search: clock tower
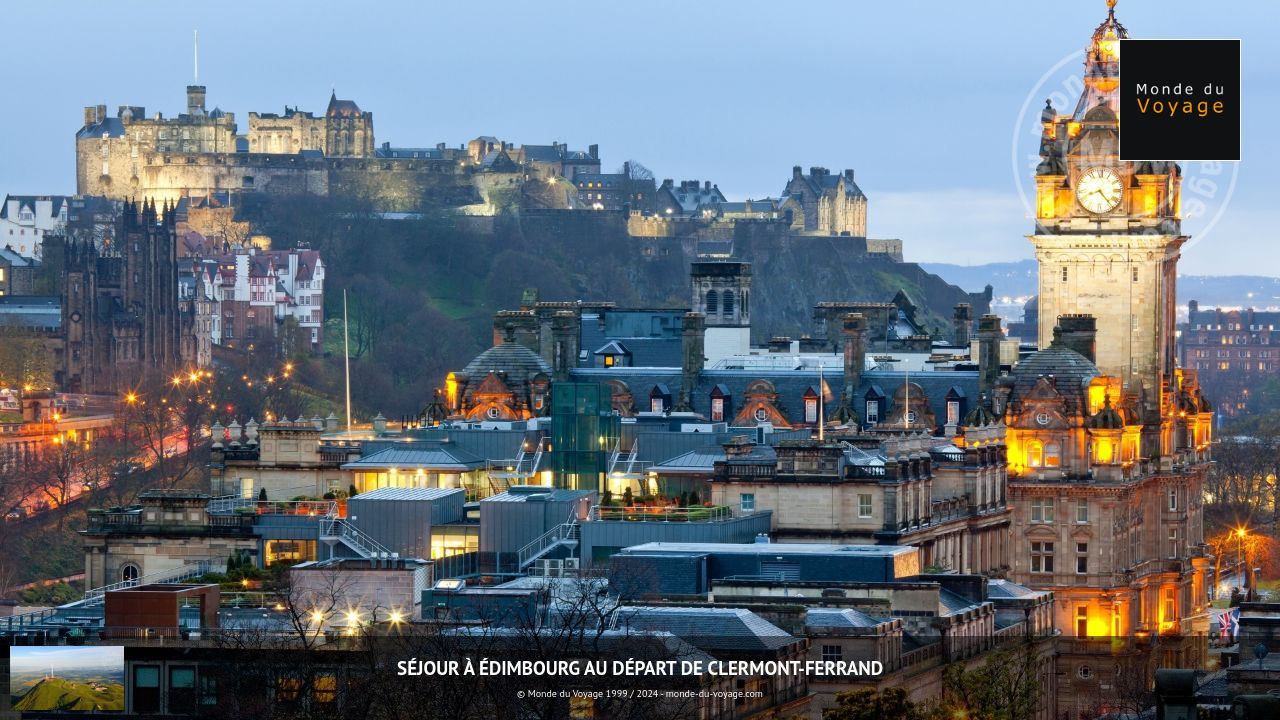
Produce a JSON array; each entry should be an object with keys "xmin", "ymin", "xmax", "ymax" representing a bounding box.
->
[{"xmin": 1029, "ymin": 0, "xmax": 1184, "ymax": 435}]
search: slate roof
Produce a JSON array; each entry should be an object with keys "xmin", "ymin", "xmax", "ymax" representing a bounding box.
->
[
  {"xmin": 76, "ymin": 117, "xmax": 126, "ymax": 139},
  {"xmin": 1, "ymin": 195, "xmax": 69, "ymax": 219},
  {"xmin": 574, "ymin": 173, "xmax": 627, "ymax": 187},
  {"xmin": 569, "ymin": 366, "xmax": 978, "ymax": 433},
  {"xmin": 326, "ymin": 92, "xmax": 363, "ymax": 117},
  {"xmin": 1187, "ymin": 306, "xmax": 1280, "ymax": 327},
  {"xmin": 342, "ymin": 444, "xmax": 485, "ymax": 471},
  {"xmin": 804, "ymin": 607, "xmax": 885, "ymax": 629},
  {"xmin": 520, "ymin": 145, "xmax": 564, "ymax": 163},
  {"xmin": 483, "ymin": 487, "xmax": 593, "ymax": 503},
  {"xmin": 649, "ymin": 447, "xmax": 726, "ymax": 473},
  {"xmin": 0, "ymin": 248, "xmax": 35, "ymax": 267},
  {"xmin": 622, "ymin": 542, "xmax": 915, "ymax": 558},
  {"xmin": 985, "ymin": 579, "xmax": 1046, "ymax": 600},
  {"xmin": 375, "ymin": 147, "xmax": 444, "ymax": 159},
  {"xmin": 594, "ymin": 340, "xmax": 630, "ymax": 356},
  {"xmin": 939, "ymin": 588, "xmax": 984, "ymax": 615},
  {"xmin": 0, "ymin": 295, "xmax": 60, "ymax": 330},
  {"xmin": 615, "ymin": 606, "xmax": 798, "ymax": 652},
  {"xmin": 461, "ymin": 342, "xmax": 554, "ymax": 402},
  {"xmin": 1006, "ymin": 342, "xmax": 1099, "ymax": 417},
  {"xmin": 660, "ymin": 182, "xmax": 727, "ymax": 213},
  {"xmin": 344, "ymin": 487, "xmax": 464, "ymax": 501}
]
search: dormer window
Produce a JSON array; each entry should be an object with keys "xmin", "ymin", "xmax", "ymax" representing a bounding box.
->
[
  {"xmin": 649, "ymin": 384, "xmax": 671, "ymax": 414},
  {"xmin": 803, "ymin": 388, "xmax": 819, "ymax": 424},
  {"xmin": 865, "ymin": 399, "xmax": 880, "ymax": 425},
  {"xmin": 709, "ymin": 385, "xmax": 731, "ymax": 423}
]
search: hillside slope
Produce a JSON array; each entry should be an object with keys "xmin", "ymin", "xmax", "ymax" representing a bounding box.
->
[
  {"xmin": 242, "ymin": 197, "xmax": 987, "ymax": 416},
  {"xmin": 12, "ymin": 677, "xmax": 124, "ymax": 712}
]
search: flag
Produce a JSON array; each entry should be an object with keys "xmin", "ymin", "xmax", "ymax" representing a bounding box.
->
[{"xmin": 1218, "ymin": 608, "xmax": 1239, "ymax": 640}]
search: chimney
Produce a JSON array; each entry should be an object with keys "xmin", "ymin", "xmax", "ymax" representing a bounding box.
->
[
  {"xmin": 551, "ymin": 310, "xmax": 579, "ymax": 382},
  {"xmin": 704, "ymin": 180, "xmax": 711, "ymax": 191},
  {"xmin": 792, "ymin": 165, "xmax": 803, "ymax": 179},
  {"xmin": 810, "ymin": 166, "xmax": 824, "ymax": 180},
  {"xmin": 952, "ymin": 303, "xmax": 973, "ymax": 346},
  {"xmin": 588, "ymin": 143, "xmax": 598, "ymax": 160},
  {"xmin": 976, "ymin": 314, "xmax": 1003, "ymax": 406},
  {"xmin": 841, "ymin": 313, "xmax": 867, "ymax": 402},
  {"xmin": 96, "ymin": 105, "xmax": 107, "ymax": 124},
  {"xmin": 844, "ymin": 169, "xmax": 854, "ymax": 182},
  {"xmin": 1055, "ymin": 314, "xmax": 1097, "ymax": 363},
  {"xmin": 676, "ymin": 312, "xmax": 705, "ymax": 411},
  {"xmin": 1188, "ymin": 299, "xmax": 1198, "ymax": 315},
  {"xmin": 767, "ymin": 337, "xmax": 792, "ymax": 353},
  {"xmin": 83, "ymin": 106, "xmax": 98, "ymax": 127}
]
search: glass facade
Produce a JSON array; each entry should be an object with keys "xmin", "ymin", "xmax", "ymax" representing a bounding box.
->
[{"xmin": 550, "ymin": 382, "xmax": 620, "ymax": 492}]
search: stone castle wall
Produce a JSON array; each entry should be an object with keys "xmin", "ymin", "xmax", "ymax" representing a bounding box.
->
[{"xmin": 77, "ymin": 139, "xmax": 477, "ymax": 212}]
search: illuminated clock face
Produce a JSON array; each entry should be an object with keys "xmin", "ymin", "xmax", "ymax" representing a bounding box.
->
[{"xmin": 1076, "ymin": 167, "xmax": 1124, "ymax": 214}]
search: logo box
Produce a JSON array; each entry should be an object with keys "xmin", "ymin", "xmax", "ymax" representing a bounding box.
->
[{"xmin": 1119, "ymin": 39, "xmax": 1240, "ymax": 161}]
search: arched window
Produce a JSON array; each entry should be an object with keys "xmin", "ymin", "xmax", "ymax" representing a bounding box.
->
[
  {"xmin": 121, "ymin": 563, "xmax": 140, "ymax": 583},
  {"xmin": 1045, "ymin": 443, "xmax": 1062, "ymax": 467},
  {"xmin": 705, "ymin": 290, "xmax": 718, "ymax": 314},
  {"xmin": 1027, "ymin": 441, "xmax": 1044, "ymax": 468},
  {"xmin": 722, "ymin": 290, "xmax": 735, "ymax": 314}
]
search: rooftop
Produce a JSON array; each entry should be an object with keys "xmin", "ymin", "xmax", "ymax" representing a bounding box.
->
[{"xmin": 620, "ymin": 542, "xmax": 916, "ymax": 557}]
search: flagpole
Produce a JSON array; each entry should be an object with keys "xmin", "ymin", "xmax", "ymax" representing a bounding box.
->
[
  {"xmin": 343, "ymin": 290, "xmax": 352, "ymax": 434},
  {"xmin": 904, "ymin": 366, "xmax": 910, "ymax": 429},
  {"xmin": 818, "ymin": 363, "xmax": 825, "ymax": 441}
]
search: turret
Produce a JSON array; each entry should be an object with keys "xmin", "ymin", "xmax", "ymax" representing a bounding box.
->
[{"xmin": 186, "ymin": 85, "xmax": 207, "ymax": 117}]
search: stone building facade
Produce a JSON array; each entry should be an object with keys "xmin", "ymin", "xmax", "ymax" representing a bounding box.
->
[
  {"xmin": 245, "ymin": 92, "xmax": 374, "ymax": 159},
  {"xmin": 780, "ymin": 166, "xmax": 867, "ymax": 236},
  {"xmin": 76, "ymin": 85, "xmax": 467, "ymax": 211},
  {"xmin": 54, "ymin": 200, "xmax": 205, "ymax": 393},
  {"xmin": 1007, "ymin": 6, "xmax": 1217, "ymax": 716},
  {"xmin": 1179, "ymin": 301, "xmax": 1280, "ymax": 418},
  {"xmin": 81, "ymin": 490, "xmax": 257, "ymax": 589}
]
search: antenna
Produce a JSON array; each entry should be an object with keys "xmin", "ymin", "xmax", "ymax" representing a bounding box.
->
[
  {"xmin": 343, "ymin": 289, "xmax": 352, "ymax": 434},
  {"xmin": 193, "ymin": 30, "xmax": 199, "ymax": 83}
]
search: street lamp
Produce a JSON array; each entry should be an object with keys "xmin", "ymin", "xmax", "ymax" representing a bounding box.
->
[{"xmin": 1237, "ymin": 527, "xmax": 1250, "ymax": 601}]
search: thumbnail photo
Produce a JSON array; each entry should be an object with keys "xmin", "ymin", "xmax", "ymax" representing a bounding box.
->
[{"xmin": 8, "ymin": 647, "xmax": 125, "ymax": 713}]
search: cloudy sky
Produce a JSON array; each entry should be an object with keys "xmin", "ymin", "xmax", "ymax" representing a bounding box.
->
[{"xmin": 0, "ymin": 1, "xmax": 1273, "ymax": 274}]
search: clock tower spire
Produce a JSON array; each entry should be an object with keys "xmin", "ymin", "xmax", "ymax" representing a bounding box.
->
[{"xmin": 1028, "ymin": 1, "xmax": 1184, "ymax": 447}]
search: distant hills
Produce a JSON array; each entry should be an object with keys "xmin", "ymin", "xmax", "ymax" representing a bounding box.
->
[
  {"xmin": 923, "ymin": 259, "xmax": 1280, "ymax": 309},
  {"xmin": 11, "ymin": 675, "xmax": 125, "ymax": 712}
]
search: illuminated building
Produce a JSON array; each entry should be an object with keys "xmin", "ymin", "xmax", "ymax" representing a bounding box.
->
[{"xmin": 1008, "ymin": 4, "xmax": 1216, "ymax": 715}]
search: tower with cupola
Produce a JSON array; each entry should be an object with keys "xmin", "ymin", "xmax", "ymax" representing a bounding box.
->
[
  {"xmin": 1008, "ymin": 5, "xmax": 1215, "ymax": 716},
  {"xmin": 1030, "ymin": 0, "xmax": 1184, "ymax": 439}
]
